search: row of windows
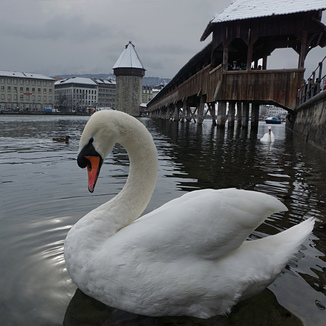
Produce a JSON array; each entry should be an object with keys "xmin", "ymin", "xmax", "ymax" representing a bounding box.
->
[
  {"xmin": 74, "ymin": 96, "xmax": 97, "ymax": 101},
  {"xmin": 99, "ymin": 90, "xmax": 115, "ymax": 94},
  {"xmin": 73, "ymin": 89, "xmax": 97, "ymax": 94},
  {"xmin": 1, "ymin": 86, "xmax": 52, "ymax": 93},
  {"xmin": 1, "ymin": 94, "xmax": 52, "ymax": 101},
  {"xmin": 0, "ymin": 78, "xmax": 53, "ymax": 87}
]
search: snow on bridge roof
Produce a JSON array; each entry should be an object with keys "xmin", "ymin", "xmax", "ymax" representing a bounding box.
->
[{"xmin": 210, "ymin": 0, "xmax": 326, "ymax": 23}]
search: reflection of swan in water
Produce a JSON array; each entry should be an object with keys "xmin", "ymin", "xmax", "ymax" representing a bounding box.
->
[
  {"xmin": 64, "ymin": 110, "xmax": 314, "ymax": 318},
  {"xmin": 52, "ymin": 135, "xmax": 70, "ymax": 143},
  {"xmin": 260, "ymin": 126, "xmax": 275, "ymax": 143},
  {"xmin": 63, "ymin": 288, "xmax": 304, "ymax": 325}
]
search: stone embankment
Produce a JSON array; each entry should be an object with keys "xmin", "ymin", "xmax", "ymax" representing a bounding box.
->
[{"xmin": 290, "ymin": 90, "xmax": 326, "ymax": 151}]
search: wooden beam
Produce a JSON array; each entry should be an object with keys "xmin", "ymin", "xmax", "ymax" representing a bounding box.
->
[
  {"xmin": 298, "ymin": 29, "xmax": 308, "ymax": 69},
  {"xmin": 223, "ymin": 42, "xmax": 229, "ymax": 71}
]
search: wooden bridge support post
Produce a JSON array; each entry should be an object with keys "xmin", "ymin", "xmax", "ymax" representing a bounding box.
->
[
  {"xmin": 180, "ymin": 103, "xmax": 185, "ymax": 122},
  {"xmin": 228, "ymin": 101, "xmax": 236, "ymax": 128},
  {"xmin": 242, "ymin": 102, "xmax": 249, "ymax": 128},
  {"xmin": 236, "ymin": 102, "xmax": 242, "ymax": 127},
  {"xmin": 208, "ymin": 103, "xmax": 217, "ymax": 126},
  {"xmin": 161, "ymin": 107, "xmax": 166, "ymax": 119},
  {"xmin": 251, "ymin": 103, "xmax": 260, "ymax": 129},
  {"xmin": 184, "ymin": 101, "xmax": 191, "ymax": 122},
  {"xmin": 168, "ymin": 105, "xmax": 174, "ymax": 120},
  {"xmin": 174, "ymin": 103, "xmax": 180, "ymax": 122},
  {"xmin": 217, "ymin": 101, "xmax": 227, "ymax": 128},
  {"xmin": 197, "ymin": 96, "xmax": 205, "ymax": 124},
  {"xmin": 165, "ymin": 106, "xmax": 169, "ymax": 120}
]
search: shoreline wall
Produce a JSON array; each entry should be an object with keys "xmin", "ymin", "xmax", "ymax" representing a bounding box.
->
[{"xmin": 288, "ymin": 91, "xmax": 326, "ymax": 151}]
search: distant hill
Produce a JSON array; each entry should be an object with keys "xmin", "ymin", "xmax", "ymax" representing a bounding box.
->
[{"xmin": 53, "ymin": 73, "xmax": 170, "ymax": 87}]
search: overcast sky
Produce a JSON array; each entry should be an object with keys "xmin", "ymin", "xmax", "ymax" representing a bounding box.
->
[{"xmin": 1, "ymin": 0, "xmax": 325, "ymax": 79}]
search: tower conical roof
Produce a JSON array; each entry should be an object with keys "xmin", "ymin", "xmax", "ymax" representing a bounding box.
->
[{"xmin": 113, "ymin": 41, "xmax": 145, "ymax": 70}]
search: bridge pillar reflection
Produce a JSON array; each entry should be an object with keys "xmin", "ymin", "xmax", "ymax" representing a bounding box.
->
[
  {"xmin": 228, "ymin": 101, "xmax": 236, "ymax": 128},
  {"xmin": 251, "ymin": 103, "xmax": 260, "ymax": 129},
  {"xmin": 236, "ymin": 102, "xmax": 242, "ymax": 127},
  {"xmin": 242, "ymin": 102, "xmax": 250, "ymax": 128},
  {"xmin": 208, "ymin": 103, "xmax": 217, "ymax": 126},
  {"xmin": 197, "ymin": 96, "xmax": 205, "ymax": 124}
]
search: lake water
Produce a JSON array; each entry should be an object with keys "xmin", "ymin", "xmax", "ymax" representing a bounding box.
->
[{"xmin": 0, "ymin": 114, "xmax": 325, "ymax": 326}]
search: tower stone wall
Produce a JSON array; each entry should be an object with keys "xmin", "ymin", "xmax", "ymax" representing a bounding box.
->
[{"xmin": 113, "ymin": 42, "xmax": 145, "ymax": 117}]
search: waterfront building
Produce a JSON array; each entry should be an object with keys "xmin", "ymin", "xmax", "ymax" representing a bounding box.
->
[
  {"xmin": 93, "ymin": 78, "xmax": 116, "ymax": 109},
  {"xmin": 142, "ymin": 85, "xmax": 153, "ymax": 104},
  {"xmin": 0, "ymin": 70, "xmax": 55, "ymax": 111},
  {"xmin": 54, "ymin": 77, "xmax": 98, "ymax": 112},
  {"xmin": 113, "ymin": 42, "xmax": 145, "ymax": 116},
  {"xmin": 260, "ymin": 104, "xmax": 287, "ymax": 120}
]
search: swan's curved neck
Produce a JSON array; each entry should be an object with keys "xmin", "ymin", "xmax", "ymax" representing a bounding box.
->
[
  {"xmin": 110, "ymin": 126, "xmax": 158, "ymax": 225},
  {"xmin": 82, "ymin": 116, "xmax": 158, "ymax": 239}
]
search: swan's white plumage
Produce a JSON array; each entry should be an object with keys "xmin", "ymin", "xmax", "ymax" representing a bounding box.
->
[
  {"xmin": 64, "ymin": 110, "xmax": 314, "ymax": 318},
  {"xmin": 260, "ymin": 126, "xmax": 275, "ymax": 143}
]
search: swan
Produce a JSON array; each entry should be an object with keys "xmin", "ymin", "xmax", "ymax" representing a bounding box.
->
[
  {"xmin": 260, "ymin": 126, "xmax": 275, "ymax": 143},
  {"xmin": 64, "ymin": 110, "xmax": 314, "ymax": 319}
]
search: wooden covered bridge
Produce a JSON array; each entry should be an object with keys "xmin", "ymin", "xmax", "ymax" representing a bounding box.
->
[{"xmin": 147, "ymin": 0, "xmax": 326, "ymax": 128}]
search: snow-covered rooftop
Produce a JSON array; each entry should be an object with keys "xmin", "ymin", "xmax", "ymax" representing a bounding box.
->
[
  {"xmin": 94, "ymin": 78, "xmax": 116, "ymax": 85},
  {"xmin": 55, "ymin": 77, "xmax": 97, "ymax": 86},
  {"xmin": 113, "ymin": 41, "xmax": 145, "ymax": 70},
  {"xmin": 0, "ymin": 70, "xmax": 54, "ymax": 80},
  {"xmin": 211, "ymin": 0, "xmax": 326, "ymax": 23}
]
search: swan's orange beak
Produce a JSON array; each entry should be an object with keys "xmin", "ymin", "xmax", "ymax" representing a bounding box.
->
[{"xmin": 85, "ymin": 155, "xmax": 101, "ymax": 193}]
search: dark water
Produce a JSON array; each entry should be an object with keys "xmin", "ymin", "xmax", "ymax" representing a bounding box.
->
[{"xmin": 0, "ymin": 115, "xmax": 325, "ymax": 326}]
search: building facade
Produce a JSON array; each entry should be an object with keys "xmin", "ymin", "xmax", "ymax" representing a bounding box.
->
[
  {"xmin": 93, "ymin": 78, "xmax": 116, "ymax": 109},
  {"xmin": 54, "ymin": 77, "xmax": 98, "ymax": 112},
  {"xmin": 142, "ymin": 85, "xmax": 153, "ymax": 104},
  {"xmin": 113, "ymin": 42, "xmax": 145, "ymax": 116},
  {"xmin": 0, "ymin": 70, "xmax": 55, "ymax": 111}
]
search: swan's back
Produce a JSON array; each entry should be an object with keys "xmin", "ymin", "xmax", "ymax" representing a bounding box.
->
[
  {"xmin": 122, "ymin": 189, "xmax": 285, "ymax": 259},
  {"xmin": 99, "ymin": 194, "xmax": 313, "ymax": 317}
]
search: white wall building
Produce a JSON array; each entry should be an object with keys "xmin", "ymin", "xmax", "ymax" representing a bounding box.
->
[
  {"xmin": 93, "ymin": 78, "xmax": 116, "ymax": 109},
  {"xmin": 260, "ymin": 104, "xmax": 287, "ymax": 119},
  {"xmin": 0, "ymin": 70, "xmax": 55, "ymax": 111},
  {"xmin": 55, "ymin": 77, "xmax": 98, "ymax": 112}
]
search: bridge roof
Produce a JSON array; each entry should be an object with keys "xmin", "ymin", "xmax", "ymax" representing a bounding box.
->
[
  {"xmin": 201, "ymin": 0, "xmax": 326, "ymax": 40},
  {"xmin": 212, "ymin": 0, "xmax": 325, "ymax": 23},
  {"xmin": 113, "ymin": 41, "xmax": 145, "ymax": 70}
]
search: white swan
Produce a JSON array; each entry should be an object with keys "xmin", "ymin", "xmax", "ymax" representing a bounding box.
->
[
  {"xmin": 260, "ymin": 126, "xmax": 275, "ymax": 143},
  {"xmin": 64, "ymin": 110, "xmax": 314, "ymax": 319}
]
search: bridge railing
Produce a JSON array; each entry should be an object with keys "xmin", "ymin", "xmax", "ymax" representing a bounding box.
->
[
  {"xmin": 148, "ymin": 65, "xmax": 305, "ymax": 112},
  {"xmin": 297, "ymin": 56, "xmax": 326, "ymax": 106}
]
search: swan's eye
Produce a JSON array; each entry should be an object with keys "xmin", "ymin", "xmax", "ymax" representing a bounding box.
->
[{"xmin": 77, "ymin": 137, "xmax": 100, "ymax": 169}]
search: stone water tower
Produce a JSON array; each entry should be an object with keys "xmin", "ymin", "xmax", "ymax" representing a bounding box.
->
[{"xmin": 113, "ymin": 41, "xmax": 145, "ymax": 116}]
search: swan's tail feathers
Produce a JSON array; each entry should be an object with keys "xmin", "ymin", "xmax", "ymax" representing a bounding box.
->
[
  {"xmin": 267, "ymin": 217, "xmax": 315, "ymax": 265},
  {"xmin": 278, "ymin": 217, "xmax": 314, "ymax": 248},
  {"xmin": 239, "ymin": 217, "xmax": 315, "ymax": 301}
]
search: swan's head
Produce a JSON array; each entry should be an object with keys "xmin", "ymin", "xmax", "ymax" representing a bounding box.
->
[
  {"xmin": 77, "ymin": 111, "xmax": 118, "ymax": 193},
  {"xmin": 268, "ymin": 126, "xmax": 272, "ymax": 134}
]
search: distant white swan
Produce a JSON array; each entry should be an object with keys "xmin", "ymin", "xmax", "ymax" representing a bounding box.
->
[
  {"xmin": 64, "ymin": 110, "xmax": 314, "ymax": 318},
  {"xmin": 260, "ymin": 126, "xmax": 275, "ymax": 143}
]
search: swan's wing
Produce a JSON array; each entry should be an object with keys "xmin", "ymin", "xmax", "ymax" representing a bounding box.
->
[
  {"xmin": 260, "ymin": 133, "xmax": 268, "ymax": 142},
  {"xmin": 270, "ymin": 131, "xmax": 275, "ymax": 142},
  {"xmin": 110, "ymin": 188, "xmax": 287, "ymax": 260}
]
